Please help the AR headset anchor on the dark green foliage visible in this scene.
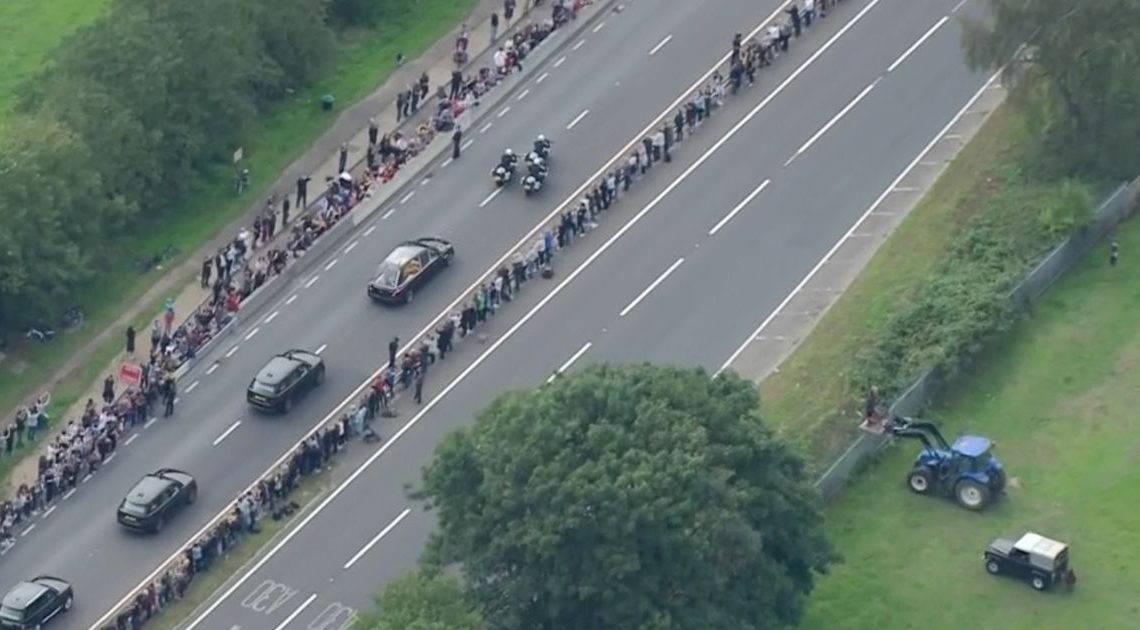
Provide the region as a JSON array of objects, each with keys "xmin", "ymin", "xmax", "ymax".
[
  {"xmin": 356, "ymin": 570, "xmax": 487, "ymax": 630},
  {"xmin": 962, "ymin": 0, "xmax": 1140, "ymax": 178},
  {"xmin": 418, "ymin": 364, "xmax": 836, "ymax": 630},
  {"xmin": 851, "ymin": 164, "xmax": 1094, "ymax": 398}
]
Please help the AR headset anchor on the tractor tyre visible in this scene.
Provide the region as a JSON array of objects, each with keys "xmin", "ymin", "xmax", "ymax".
[
  {"xmin": 907, "ymin": 467, "xmax": 934, "ymax": 495},
  {"xmin": 955, "ymin": 479, "xmax": 991, "ymax": 511}
]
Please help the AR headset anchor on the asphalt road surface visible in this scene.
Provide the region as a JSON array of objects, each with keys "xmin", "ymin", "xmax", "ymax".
[
  {"xmin": 0, "ymin": 0, "xmax": 813, "ymax": 628},
  {"xmin": 178, "ymin": 0, "xmax": 996, "ymax": 629}
]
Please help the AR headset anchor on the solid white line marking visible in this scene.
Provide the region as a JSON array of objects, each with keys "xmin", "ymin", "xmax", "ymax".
[
  {"xmin": 381, "ymin": 208, "xmax": 395, "ymax": 220},
  {"xmin": 649, "ymin": 34, "xmax": 673, "ymax": 55},
  {"xmin": 63, "ymin": 488, "xmax": 77, "ymax": 500},
  {"xmin": 593, "ymin": 21, "xmax": 605, "ymax": 33},
  {"xmin": 718, "ymin": 69, "xmax": 1004, "ymax": 374},
  {"xmin": 554, "ymin": 56, "xmax": 566, "ymax": 67},
  {"xmin": 344, "ymin": 241, "xmax": 358, "ymax": 254},
  {"xmin": 213, "ymin": 421, "xmax": 242, "ymax": 446},
  {"xmin": 286, "ymin": 293, "xmax": 300, "ymax": 304},
  {"xmin": 537, "ymin": 71, "xmax": 550, "ymax": 84},
  {"xmin": 498, "ymin": 106, "xmax": 511, "ymax": 118},
  {"xmin": 709, "ymin": 179, "xmax": 770, "ymax": 236},
  {"xmin": 21, "ymin": 525, "xmax": 34, "ymax": 537},
  {"xmin": 116, "ymin": 5, "xmax": 820, "ymax": 626},
  {"xmin": 265, "ymin": 311, "xmax": 280, "ymax": 324},
  {"xmin": 787, "ymin": 78, "xmax": 880, "ymax": 165},
  {"xmin": 272, "ymin": 593, "xmax": 317, "ymax": 630},
  {"xmin": 479, "ymin": 188, "xmax": 502, "ymax": 208},
  {"xmin": 441, "ymin": 157, "xmax": 453, "ymax": 168},
  {"xmin": 548, "ymin": 341, "xmax": 593, "ymax": 383},
  {"xmin": 144, "ymin": 417, "xmax": 158, "ymax": 428},
  {"xmin": 517, "ymin": 89, "xmax": 530, "ymax": 101},
  {"xmin": 186, "ymin": 380, "xmax": 201, "ymax": 393},
  {"xmin": 620, "ymin": 257, "xmax": 685, "ymax": 317},
  {"xmin": 245, "ymin": 327, "xmax": 261, "ymax": 341},
  {"xmin": 566, "ymin": 109, "xmax": 590, "ymax": 130},
  {"xmin": 479, "ymin": 122, "xmax": 493, "ymax": 134},
  {"xmin": 304, "ymin": 275, "xmax": 320, "ymax": 288},
  {"xmin": 573, "ymin": 39, "xmax": 586, "ymax": 51},
  {"xmin": 315, "ymin": 343, "xmax": 328, "ymax": 355},
  {"xmin": 342, "ymin": 508, "xmax": 412, "ymax": 569},
  {"xmin": 225, "ymin": 345, "xmax": 240, "ymax": 358},
  {"xmin": 42, "ymin": 506, "xmax": 57, "ymax": 518},
  {"xmin": 399, "ymin": 191, "xmax": 415, "ymax": 204},
  {"xmin": 205, "ymin": 364, "xmax": 220, "ymax": 375},
  {"xmin": 124, "ymin": 434, "xmax": 139, "ymax": 447},
  {"xmin": 461, "ymin": 139, "xmax": 474, "ymax": 151},
  {"xmin": 887, "ymin": 16, "xmax": 949, "ymax": 73}
]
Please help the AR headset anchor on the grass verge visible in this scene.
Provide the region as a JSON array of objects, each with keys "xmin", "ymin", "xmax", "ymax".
[
  {"xmin": 801, "ymin": 205, "xmax": 1140, "ymax": 630},
  {"xmin": 0, "ymin": 0, "xmax": 475, "ymax": 482},
  {"xmin": 140, "ymin": 474, "xmax": 329, "ymax": 630}
]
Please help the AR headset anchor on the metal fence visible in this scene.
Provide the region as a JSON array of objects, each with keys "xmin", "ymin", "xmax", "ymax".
[{"xmin": 814, "ymin": 177, "xmax": 1140, "ymax": 501}]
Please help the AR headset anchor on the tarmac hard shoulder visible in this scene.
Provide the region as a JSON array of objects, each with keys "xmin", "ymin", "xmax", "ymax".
[{"xmin": 2, "ymin": 0, "xmax": 539, "ymax": 493}]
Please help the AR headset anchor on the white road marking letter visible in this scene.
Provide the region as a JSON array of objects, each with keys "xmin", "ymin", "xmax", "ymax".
[{"xmin": 240, "ymin": 580, "xmax": 298, "ymax": 615}]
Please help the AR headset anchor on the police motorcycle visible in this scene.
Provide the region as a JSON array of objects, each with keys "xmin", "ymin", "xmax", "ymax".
[
  {"xmin": 523, "ymin": 154, "xmax": 549, "ymax": 195},
  {"xmin": 492, "ymin": 148, "xmax": 518, "ymax": 187},
  {"xmin": 533, "ymin": 134, "xmax": 552, "ymax": 162}
]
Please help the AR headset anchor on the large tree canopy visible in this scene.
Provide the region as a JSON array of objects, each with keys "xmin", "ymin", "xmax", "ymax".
[
  {"xmin": 419, "ymin": 364, "xmax": 836, "ymax": 630},
  {"xmin": 962, "ymin": 0, "xmax": 1140, "ymax": 177},
  {"xmin": 357, "ymin": 570, "xmax": 487, "ymax": 630}
]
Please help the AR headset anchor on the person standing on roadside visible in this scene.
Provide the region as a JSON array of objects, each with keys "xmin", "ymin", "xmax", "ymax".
[
  {"xmin": 368, "ymin": 117, "xmax": 379, "ymax": 146},
  {"xmin": 103, "ymin": 375, "xmax": 116, "ymax": 405},
  {"xmin": 200, "ymin": 256, "xmax": 212, "ymax": 288},
  {"xmin": 414, "ymin": 367, "xmax": 425, "ymax": 404},
  {"xmin": 126, "ymin": 326, "xmax": 136, "ymax": 358},
  {"xmin": 338, "ymin": 143, "xmax": 349, "ymax": 174},
  {"xmin": 163, "ymin": 374, "xmax": 177, "ymax": 417},
  {"xmin": 388, "ymin": 337, "xmax": 399, "ymax": 368},
  {"xmin": 296, "ymin": 175, "xmax": 310, "ymax": 209},
  {"xmin": 452, "ymin": 125, "xmax": 463, "ymax": 159},
  {"xmin": 491, "ymin": 11, "xmax": 500, "ymax": 42}
]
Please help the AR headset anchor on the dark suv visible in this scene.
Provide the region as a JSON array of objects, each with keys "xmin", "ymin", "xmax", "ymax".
[
  {"xmin": 117, "ymin": 468, "xmax": 197, "ymax": 533},
  {"xmin": 246, "ymin": 349, "xmax": 326, "ymax": 413},
  {"xmin": 0, "ymin": 576, "xmax": 73, "ymax": 628}
]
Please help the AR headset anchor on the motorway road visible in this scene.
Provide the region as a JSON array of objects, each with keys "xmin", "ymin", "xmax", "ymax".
[
  {"xmin": 181, "ymin": 1, "xmax": 995, "ymax": 629},
  {"xmin": 0, "ymin": 0, "xmax": 802, "ymax": 628}
]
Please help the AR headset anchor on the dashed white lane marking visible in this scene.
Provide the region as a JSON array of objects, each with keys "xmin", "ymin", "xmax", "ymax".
[
  {"xmin": 82, "ymin": 474, "xmax": 93, "ymax": 483},
  {"xmin": 399, "ymin": 190, "xmax": 415, "ymax": 204},
  {"xmin": 225, "ymin": 345, "xmax": 240, "ymax": 358},
  {"xmin": 342, "ymin": 508, "xmax": 412, "ymax": 569},
  {"xmin": 206, "ymin": 364, "xmax": 220, "ymax": 375},
  {"xmin": 144, "ymin": 418, "xmax": 158, "ymax": 429},
  {"xmin": 441, "ymin": 157, "xmax": 453, "ymax": 168},
  {"xmin": 593, "ymin": 21, "xmax": 606, "ymax": 33},
  {"xmin": 480, "ymin": 187, "xmax": 503, "ymax": 208},
  {"xmin": 554, "ymin": 56, "xmax": 566, "ymax": 68},
  {"xmin": 381, "ymin": 208, "xmax": 396, "ymax": 220},
  {"xmin": 461, "ymin": 139, "xmax": 474, "ymax": 151},
  {"xmin": 537, "ymin": 71, "xmax": 550, "ymax": 84},
  {"xmin": 566, "ymin": 109, "xmax": 590, "ymax": 130},
  {"xmin": 786, "ymin": 77, "xmax": 881, "ymax": 166},
  {"xmin": 42, "ymin": 506, "xmax": 57, "ymax": 519},
  {"xmin": 213, "ymin": 420, "xmax": 242, "ymax": 446},
  {"xmin": 305, "ymin": 275, "xmax": 320, "ymax": 288},
  {"xmin": 709, "ymin": 179, "xmax": 770, "ymax": 236},
  {"xmin": 104, "ymin": 453, "xmax": 116, "ymax": 465},
  {"xmin": 124, "ymin": 434, "xmax": 139, "ymax": 447},
  {"xmin": 951, "ymin": 0, "xmax": 970, "ymax": 14},
  {"xmin": 573, "ymin": 39, "xmax": 586, "ymax": 51},
  {"xmin": 344, "ymin": 241, "xmax": 358, "ymax": 254},
  {"xmin": 479, "ymin": 122, "xmax": 493, "ymax": 134},
  {"xmin": 649, "ymin": 34, "xmax": 673, "ymax": 55},
  {"xmin": 363, "ymin": 225, "xmax": 377, "ymax": 236},
  {"xmin": 272, "ymin": 593, "xmax": 318, "ymax": 630},
  {"xmin": 325, "ymin": 259, "xmax": 338, "ymax": 271},
  {"xmin": 21, "ymin": 525, "xmax": 35, "ymax": 537},
  {"xmin": 547, "ymin": 341, "xmax": 593, "ymax": 383},
  {"xmin": 186, "ymin": 380, "xmax": 201, "ymax": 393},
  {"xmin": 887, "ymin": 15, "xmax": 949, "ymax": 73},
  {"xmin": 315, "ymin": 343, "xmax": 328, "ymax": 355},
  {"xmin": 619, "ymin": 257, "xmax": 685, "ymax": 317},
  {"xmin": 63, "ymin": 488, "xmax": 77, "ymax": 501},
  {"xmin": 517, "ymin": 89, "xmax": 530, "ymax": 101},
  {"xmin": 265, "ymin": 310, "xmax": 280, "ymax": 324},
  {"xmin": 498, "ymin": 106, "xmax": 511, "ymax": 118},
  {"xmin": 245, "ymin": 327, "xmax": 261, "ymax": 341}
]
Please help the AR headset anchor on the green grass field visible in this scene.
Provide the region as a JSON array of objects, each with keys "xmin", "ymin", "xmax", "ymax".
[{"xmin": 802, "ymin": 211, "xmax": 1140, "ymax": 630}]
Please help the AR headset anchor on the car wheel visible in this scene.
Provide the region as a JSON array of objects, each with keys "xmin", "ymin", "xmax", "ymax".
[
  {"xmin": 985, "ymin": 559, "xmax": 1001, "ymax": 575},
  {"xmin": 315, "ymin": 366, "xmax": 326, "ymax": 386},
  {"xmin": 955, "ymin": 479, "xmax": 991, "ymax": 511},
  {"xmin": 153, "ymin": 516, "xmax": 165, "ymax": 533},
  {"xmin": 186, "ymin": 486, "xmax": 198, "ymax": 506},
  {"xmin": 281, "ymin": 397, "xmax": 293, "ymax": 414},
  {"xmin": 404, "ymin": 288, "xmax": 415, "ymax": 304},
  {"xmin": 64, "ymin": 594, "xmax": 74, "ymax": 610},
  {"xmin": 907, "ymin": 468, "xmax": 933, "ymax": 495},
  {"xmin": 1031, "ymin": 575, "xmax": 1048, "ymax": 591}
]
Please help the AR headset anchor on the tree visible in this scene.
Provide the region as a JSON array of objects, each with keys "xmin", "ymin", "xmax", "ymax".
[
  {"xmin": 419, "ymin": 364, "xmax": 836, "ymax": 630},
  {"xmin": 357, "ymin": 570, "xmax": 487, "ymax": 630},
  {"xmin": 962, "ymin": 0, "xmax": 1140, "ymax": 177}
]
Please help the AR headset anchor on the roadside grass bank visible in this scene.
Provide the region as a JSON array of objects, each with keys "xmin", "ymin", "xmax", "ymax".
[
  {"xmin": 0, "ymin": 0, "xmax": 475, "ymax": 485},
  {"xmin": 801, "ymin": 211, "xmax": 1140, "ymax": 630},
  {"xmin": 0, "ymin": 0, "xmax": 113, "ymax": 123},
  {"xmin": 759, "ymin": 103, "xmax": 1098, "ymax": 467}
]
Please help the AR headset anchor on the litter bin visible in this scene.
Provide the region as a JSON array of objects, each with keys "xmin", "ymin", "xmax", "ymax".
[{"xmin": 321, "ymin": 94, "xmax": 335, "ymax": 111}]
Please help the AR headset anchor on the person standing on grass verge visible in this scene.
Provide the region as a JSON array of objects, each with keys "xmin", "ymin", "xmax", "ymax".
[
  {"xmin": 163, "ymin": 298, "xmax": 176, "ymax": 334},
  {"xmin": 1110, "ymin": 241, "xmax": 1119, "ymax": 267}
]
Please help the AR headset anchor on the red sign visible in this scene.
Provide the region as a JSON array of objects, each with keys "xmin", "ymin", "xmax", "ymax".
[{"xmin": 119, "ymin": 363, "xmax": 142, "ymax": 387}]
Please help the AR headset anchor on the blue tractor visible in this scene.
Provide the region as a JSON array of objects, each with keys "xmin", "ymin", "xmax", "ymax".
[{"xmin": 886, "ymin": 416, "xmax": 1006, "ymax": 511}]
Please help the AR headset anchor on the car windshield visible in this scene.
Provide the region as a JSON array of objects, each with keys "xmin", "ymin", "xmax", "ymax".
[
  {"xmin": 249, "ymin": 380, "xmax": 279, "ymax": 396},
  {"xmin": 0, "ymin": 604, "xmax": 26, "ymax": 622},
  {"xmin": 120, "ymin": 498, "xmax": 150, "ymax": 516}
]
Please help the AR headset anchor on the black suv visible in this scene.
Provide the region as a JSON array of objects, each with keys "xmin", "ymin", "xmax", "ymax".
[
  {"xmin": 984, "ymin": 531, "xmax": 1077, "ymax": 591},
  {"xmin": 246, "ymin": 349, "xmax": 326, "ymax": 413},
  {"xmin": 117, "ymin": 468, "xmax": 198, "ymax": 533},
  {"xmin": 0, "ymin": 576, "xmax": 73, "ymax": 628}
]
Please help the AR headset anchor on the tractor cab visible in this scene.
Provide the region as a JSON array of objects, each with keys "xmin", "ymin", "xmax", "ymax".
[{"xmin": 886, "ymin": 416, "xmax": 1006, "ymax": 511}]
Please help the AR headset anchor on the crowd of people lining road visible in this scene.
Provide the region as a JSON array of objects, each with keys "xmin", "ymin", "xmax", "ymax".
[{"xmin": 5, "ymin": 0, "xmax": 840, "ymax": 625}]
